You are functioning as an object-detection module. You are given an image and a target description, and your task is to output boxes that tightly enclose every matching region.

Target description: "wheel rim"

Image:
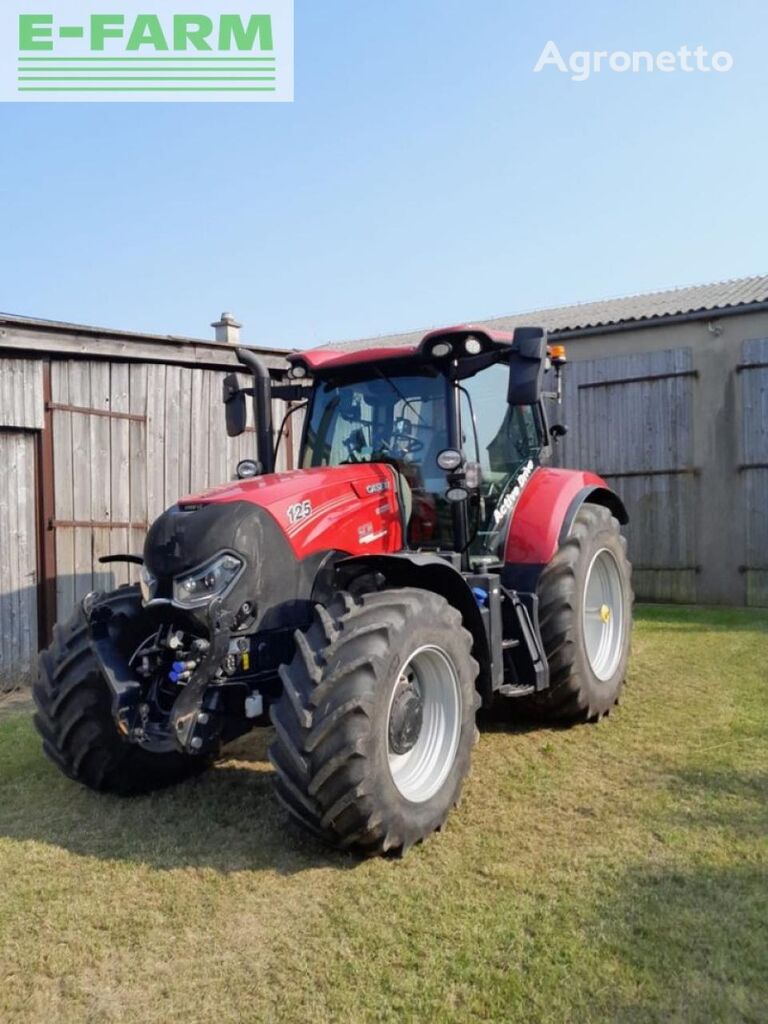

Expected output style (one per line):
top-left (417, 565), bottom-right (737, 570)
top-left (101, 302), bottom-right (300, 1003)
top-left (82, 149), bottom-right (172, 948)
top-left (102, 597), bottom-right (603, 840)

top-left (582, 548), bottom-right (625, 681)
top-left (386, 645), bottom-right (462, 804)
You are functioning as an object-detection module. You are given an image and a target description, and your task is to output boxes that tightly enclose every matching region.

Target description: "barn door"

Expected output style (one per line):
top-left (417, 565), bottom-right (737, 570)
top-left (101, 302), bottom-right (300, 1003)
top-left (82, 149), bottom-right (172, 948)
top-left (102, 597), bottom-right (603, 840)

top-left (49, 360), bottom-right (150, 623)
top-left (0, 430), bottom-right (39, 691)
top-left (47, 360), bottom-right (273, 625)
top-left (555, 348), bottom-right (698, 602)
top-left (739, 340), bottom-right (768, 606)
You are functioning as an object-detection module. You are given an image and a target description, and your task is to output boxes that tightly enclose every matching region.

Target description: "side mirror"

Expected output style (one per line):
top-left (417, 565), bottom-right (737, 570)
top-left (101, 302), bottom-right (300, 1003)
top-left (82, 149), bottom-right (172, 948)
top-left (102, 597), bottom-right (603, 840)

top-left (223, 374), bottom-right (247, 437)
top-left (550, 423), bottom-right (568, 440)
top-left (508, 327), bottom-right (546, 406)
top-left (464, 460), bottom-right (482, 489)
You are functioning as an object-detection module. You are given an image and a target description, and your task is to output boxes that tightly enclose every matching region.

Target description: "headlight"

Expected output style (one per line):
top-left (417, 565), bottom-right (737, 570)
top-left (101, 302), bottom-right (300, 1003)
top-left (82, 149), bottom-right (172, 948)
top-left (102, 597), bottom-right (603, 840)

top-left (140, 566), bottom-right (157, 603)
top-left (173, 553), bottom-right (244, 607)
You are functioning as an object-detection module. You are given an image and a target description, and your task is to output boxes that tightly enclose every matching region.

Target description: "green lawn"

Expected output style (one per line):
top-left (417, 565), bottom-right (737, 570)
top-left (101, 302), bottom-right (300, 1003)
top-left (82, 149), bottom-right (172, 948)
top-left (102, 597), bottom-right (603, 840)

top-left (1, 606), bottom-right (766, 1024)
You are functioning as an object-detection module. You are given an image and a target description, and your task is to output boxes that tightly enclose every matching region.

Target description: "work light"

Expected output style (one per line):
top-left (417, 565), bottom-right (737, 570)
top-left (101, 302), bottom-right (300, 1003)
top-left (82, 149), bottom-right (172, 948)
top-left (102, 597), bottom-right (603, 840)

top-left (430, 341), bottom-right (452, 358)
top-left (436, 449), bottom-right (463, 471)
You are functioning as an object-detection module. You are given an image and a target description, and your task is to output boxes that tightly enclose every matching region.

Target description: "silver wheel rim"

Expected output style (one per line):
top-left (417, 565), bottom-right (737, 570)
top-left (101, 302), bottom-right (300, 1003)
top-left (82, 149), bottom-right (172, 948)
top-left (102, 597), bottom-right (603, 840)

top-left (582, 548), bottom-right (625, 681)
top-left (387, 645), bottom-right (462, 804)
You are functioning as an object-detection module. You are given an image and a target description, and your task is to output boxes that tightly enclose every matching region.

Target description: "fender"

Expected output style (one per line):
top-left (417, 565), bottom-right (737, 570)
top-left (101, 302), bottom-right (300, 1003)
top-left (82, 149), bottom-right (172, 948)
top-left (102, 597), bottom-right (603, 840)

top-left (503, 467), bottom-right (628, 592)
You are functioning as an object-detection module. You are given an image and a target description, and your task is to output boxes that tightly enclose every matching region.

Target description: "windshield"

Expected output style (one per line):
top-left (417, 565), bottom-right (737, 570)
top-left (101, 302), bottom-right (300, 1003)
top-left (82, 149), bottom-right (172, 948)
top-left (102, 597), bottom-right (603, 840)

top-left (301, 362), bottom-right (544, 555)
top-left (302, 371), bottom-right (453, 545)
top-left (302, 372), bottom-right (447, 471)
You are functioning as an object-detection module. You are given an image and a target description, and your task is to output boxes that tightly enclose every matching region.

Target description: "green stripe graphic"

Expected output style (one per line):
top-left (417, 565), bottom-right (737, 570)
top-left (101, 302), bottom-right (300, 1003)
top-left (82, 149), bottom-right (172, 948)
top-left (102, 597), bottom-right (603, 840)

top-left (19, 76), bottom-right (276, 81)
top-left (16, 52), bottom-right (283, 95)
top-left (19, 86), bottom-right (277, 92)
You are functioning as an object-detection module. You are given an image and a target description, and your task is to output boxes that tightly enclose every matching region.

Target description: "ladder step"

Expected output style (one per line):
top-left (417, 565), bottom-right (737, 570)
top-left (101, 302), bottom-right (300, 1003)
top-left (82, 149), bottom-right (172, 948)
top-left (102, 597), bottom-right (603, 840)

top-left (498, 683), bottom-right (536, 699)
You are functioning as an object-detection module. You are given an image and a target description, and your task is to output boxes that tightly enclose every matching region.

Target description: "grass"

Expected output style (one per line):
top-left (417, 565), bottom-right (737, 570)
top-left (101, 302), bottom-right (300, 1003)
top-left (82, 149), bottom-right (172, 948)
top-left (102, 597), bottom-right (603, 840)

top-left (0, 605), bottom-right (766, 1024)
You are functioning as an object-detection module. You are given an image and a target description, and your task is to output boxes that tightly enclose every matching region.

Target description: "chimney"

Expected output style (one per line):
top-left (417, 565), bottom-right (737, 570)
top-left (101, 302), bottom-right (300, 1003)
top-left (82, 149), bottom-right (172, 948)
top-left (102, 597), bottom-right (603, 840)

top-left (211, 311), bottom-right (242, 345)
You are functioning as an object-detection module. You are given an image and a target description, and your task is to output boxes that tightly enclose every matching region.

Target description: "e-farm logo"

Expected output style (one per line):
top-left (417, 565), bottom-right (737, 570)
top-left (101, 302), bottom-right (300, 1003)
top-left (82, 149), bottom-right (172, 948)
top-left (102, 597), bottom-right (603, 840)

top-left (0, 1), bottom-right (293, 101)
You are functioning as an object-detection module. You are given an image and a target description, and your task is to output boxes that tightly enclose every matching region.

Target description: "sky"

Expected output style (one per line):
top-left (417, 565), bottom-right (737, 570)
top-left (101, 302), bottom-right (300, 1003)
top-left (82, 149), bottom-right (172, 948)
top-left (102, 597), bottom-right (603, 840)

top-left (1, 0), bottom-right (767, 350)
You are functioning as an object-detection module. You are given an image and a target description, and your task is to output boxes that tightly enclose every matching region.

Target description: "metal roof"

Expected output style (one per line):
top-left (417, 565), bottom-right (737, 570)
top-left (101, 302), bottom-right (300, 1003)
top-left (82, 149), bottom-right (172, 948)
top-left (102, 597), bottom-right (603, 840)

top-left (0, 311), bottom-right (288, 353)
top-left (322, 274), bottom-right (768, 354)
top-left (0, 311), bottom-right (288, 370)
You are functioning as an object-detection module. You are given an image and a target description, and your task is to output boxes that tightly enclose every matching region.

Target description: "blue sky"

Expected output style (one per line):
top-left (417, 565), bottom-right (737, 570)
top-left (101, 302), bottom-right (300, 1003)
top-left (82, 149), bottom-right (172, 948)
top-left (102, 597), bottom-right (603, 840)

top-left (1, 0), bottom-right (766, 350)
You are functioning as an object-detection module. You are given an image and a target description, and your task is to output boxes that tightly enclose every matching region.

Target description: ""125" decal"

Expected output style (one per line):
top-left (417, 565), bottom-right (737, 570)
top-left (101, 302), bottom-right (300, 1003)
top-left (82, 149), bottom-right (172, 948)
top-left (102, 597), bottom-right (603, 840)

top-left (286, 499), bottom-right (313, 525)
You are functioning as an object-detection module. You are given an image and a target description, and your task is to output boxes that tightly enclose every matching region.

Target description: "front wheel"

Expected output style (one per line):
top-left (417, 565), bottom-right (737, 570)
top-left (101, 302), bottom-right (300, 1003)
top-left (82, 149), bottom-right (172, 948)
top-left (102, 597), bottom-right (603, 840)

top-left (33, 587), bottom-right (213, 794)
top-left (524, 503), bottom-right (633, 723)
top-left (269, 588), bottom-right (479, 855)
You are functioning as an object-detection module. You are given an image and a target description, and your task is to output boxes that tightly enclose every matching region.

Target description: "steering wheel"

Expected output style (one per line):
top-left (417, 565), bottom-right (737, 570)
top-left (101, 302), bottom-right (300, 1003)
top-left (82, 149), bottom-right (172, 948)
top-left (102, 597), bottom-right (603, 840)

top-left (390, 433), bottom-right (424, 455)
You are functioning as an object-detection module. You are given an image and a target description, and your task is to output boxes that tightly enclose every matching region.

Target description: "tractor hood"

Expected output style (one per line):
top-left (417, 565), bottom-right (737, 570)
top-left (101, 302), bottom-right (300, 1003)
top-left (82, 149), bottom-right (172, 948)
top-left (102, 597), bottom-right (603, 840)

top-left (141, 464), bottom-right (405, 631)
top-left (176, 464), bottom-right (405, 559)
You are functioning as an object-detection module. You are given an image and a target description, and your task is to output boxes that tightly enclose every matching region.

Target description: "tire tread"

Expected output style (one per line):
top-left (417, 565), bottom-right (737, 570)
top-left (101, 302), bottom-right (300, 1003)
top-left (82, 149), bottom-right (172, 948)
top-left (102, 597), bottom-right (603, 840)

top-left (269, 587), bottom-right (478, 855)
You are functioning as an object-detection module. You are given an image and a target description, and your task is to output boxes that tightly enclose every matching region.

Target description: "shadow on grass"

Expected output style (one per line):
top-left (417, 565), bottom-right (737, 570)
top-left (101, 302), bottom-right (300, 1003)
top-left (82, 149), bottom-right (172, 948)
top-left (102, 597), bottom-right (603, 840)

top-left (0, 715), bottom-right (358, 875)
top-left (590, 861), bottom-right (767, 1023)
top-left (664, 766), bottom-right (768, 843)
top-left (0, 708), bottom-right (558, 874)
top-left (0, 683), bottom-right (591, 875)
top-left (478, 704), bottom-right (575, 735)
top-left (574, 759), bottom-right (768, 1021)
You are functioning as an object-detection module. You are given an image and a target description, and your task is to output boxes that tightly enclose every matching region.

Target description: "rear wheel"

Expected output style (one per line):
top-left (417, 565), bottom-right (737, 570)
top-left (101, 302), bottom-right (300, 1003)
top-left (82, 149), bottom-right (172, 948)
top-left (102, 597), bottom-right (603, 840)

top-left (33, 587), bottom-right (212, 794)
top-left (525, 503), bottom-right (633, 722)
top-left (269, 588), bottom-right (479, 855)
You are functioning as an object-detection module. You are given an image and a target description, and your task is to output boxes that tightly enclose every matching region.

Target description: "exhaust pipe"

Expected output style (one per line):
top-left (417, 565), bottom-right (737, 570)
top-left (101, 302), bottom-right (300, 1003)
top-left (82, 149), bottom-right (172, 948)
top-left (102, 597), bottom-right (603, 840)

top-left (236, 347), bottom-right (275, 474)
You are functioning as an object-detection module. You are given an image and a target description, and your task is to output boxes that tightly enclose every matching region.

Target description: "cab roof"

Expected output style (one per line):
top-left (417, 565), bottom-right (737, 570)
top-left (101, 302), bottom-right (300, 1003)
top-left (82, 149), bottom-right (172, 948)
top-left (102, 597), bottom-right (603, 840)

top-left (289, 325), bottom-right (517, 373)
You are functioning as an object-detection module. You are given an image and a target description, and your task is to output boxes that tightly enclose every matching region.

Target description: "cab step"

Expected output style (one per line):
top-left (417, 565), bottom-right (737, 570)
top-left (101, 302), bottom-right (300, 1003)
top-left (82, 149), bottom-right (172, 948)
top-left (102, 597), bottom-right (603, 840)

top-left (498, 683), bottom-right (536, 698)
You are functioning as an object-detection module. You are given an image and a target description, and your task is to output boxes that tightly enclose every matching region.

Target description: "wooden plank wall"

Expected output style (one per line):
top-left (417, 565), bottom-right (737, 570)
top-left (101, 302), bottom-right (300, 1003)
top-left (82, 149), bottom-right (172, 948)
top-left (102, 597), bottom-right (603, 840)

top-left (740, 338), bottom-right (768, 607)
top-left (0, 359), bottom-right (44, 430)
top-left (0, 431), bottom-right (38, 691)
top-left (552, 348), bottom-right (698, 603)
top-left (0, 358), bottom-right (43, 690)
top-left (50, 360), bottom-right (293, 621)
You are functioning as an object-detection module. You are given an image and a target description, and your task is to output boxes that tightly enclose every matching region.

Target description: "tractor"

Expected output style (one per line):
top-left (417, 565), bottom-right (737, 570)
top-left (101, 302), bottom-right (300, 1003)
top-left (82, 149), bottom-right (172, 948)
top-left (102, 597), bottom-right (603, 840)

top-left (34, 326), bottom-right (633, 855)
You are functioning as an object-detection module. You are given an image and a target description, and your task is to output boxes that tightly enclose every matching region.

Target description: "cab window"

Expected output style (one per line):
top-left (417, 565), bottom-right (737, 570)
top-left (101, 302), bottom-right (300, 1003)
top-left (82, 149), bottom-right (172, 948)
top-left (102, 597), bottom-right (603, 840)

top-left (460, 360), bottom-right (545, 557)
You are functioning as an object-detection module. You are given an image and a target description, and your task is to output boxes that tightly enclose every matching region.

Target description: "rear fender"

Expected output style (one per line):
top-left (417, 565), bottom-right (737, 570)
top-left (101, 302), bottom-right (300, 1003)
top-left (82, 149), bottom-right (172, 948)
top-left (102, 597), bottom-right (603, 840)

top-left (503, 468), bottom-right (628, 593)
top-left (336, 553), bottom-right (492, 699)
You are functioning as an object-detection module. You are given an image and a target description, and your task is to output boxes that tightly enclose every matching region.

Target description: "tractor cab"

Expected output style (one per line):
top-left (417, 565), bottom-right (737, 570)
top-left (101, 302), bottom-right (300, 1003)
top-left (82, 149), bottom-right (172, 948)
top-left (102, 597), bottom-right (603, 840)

top-left (296, 348), bottom-right (549, 564)
top-left (225, 325), bottom-right (565, 570)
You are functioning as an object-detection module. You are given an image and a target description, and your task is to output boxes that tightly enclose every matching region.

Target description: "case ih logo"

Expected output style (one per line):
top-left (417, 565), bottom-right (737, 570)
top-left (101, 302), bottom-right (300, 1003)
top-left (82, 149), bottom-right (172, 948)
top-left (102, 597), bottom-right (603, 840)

top-left (0, 0), bottom-right (293, 101)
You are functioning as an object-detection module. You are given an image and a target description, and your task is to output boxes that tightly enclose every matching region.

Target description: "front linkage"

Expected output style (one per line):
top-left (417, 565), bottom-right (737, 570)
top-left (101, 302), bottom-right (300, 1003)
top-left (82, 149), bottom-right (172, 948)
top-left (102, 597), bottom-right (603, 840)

top-left (80, 587), bottom-right (257, 761)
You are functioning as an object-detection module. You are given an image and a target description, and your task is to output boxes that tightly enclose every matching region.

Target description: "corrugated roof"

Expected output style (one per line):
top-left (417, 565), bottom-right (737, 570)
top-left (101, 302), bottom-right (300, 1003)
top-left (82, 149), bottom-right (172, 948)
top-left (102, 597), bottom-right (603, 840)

top-left (325, 274), bottom-right (768, 353)
top-left (0, 311), bottom-right (288, 357)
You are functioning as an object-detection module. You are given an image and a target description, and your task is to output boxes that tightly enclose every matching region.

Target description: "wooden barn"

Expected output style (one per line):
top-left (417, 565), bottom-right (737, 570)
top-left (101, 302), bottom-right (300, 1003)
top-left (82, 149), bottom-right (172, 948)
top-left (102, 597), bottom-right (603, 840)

top-left (329, 275), bottom-right (768, 609)
top-left (0, 313), bottom-right (289, 691)
top-left (3, 273), bottom-right (767, 690)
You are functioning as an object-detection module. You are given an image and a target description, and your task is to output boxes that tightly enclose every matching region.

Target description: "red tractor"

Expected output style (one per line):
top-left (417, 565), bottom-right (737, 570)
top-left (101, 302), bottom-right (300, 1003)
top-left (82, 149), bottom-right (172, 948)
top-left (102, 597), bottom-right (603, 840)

top-left (34, 326), bottom-right (633, 855)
